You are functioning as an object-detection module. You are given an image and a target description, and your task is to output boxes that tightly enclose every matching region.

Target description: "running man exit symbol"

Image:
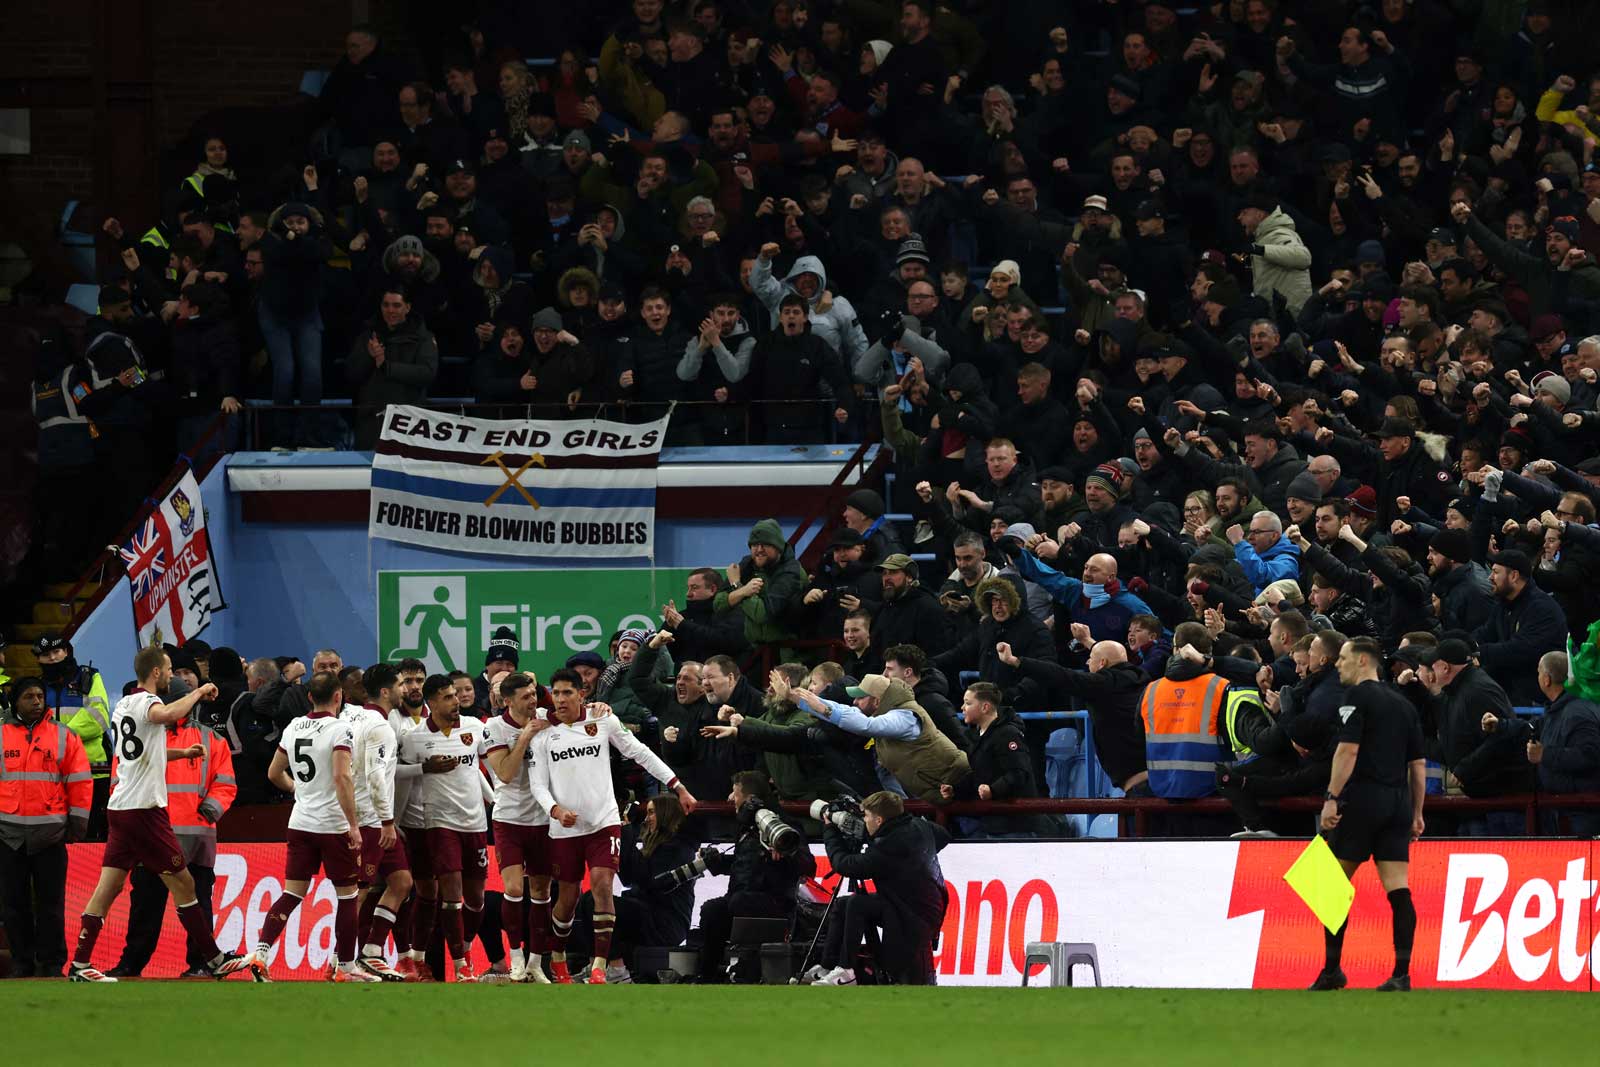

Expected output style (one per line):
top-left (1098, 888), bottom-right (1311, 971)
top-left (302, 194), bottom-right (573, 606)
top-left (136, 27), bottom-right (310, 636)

top-left (480, 450), bottom-right (547, 508)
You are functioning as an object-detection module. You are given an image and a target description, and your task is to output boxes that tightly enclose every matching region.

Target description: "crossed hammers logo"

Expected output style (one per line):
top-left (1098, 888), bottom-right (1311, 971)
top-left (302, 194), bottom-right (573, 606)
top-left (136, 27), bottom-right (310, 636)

top-left (480, 450), bottom-right (547, 508)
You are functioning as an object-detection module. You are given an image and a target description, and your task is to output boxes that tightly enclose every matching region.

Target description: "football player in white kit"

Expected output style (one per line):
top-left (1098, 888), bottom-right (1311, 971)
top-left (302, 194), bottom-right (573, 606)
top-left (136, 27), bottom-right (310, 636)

top-left (398, 674), bottom-right (491, 983)
top-left (482, 672), bottom-right (555, 982)
top-left (389, 657), bottom-right (432, 979)
top-left (343, 661), bottom-right (410, 980)
top-left (70, 646), bottom-right (254, 982)
top-left (530, 667), bottom-right (697, 984)
top-left (247, 671), bottom-right (375, 982)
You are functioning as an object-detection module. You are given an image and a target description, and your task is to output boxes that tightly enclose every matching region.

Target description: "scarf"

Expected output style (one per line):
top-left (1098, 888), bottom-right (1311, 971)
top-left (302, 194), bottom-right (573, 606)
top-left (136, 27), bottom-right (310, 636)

top-left (1082, 576), bottom-right (1121, 610)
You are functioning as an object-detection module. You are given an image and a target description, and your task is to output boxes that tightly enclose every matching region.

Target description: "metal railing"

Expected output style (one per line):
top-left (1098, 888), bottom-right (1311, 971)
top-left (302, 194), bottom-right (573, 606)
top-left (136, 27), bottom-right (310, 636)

top-left (214, 792), bottom-right (1600, 842)
top-left (240, 397), bottom-right (870, 451)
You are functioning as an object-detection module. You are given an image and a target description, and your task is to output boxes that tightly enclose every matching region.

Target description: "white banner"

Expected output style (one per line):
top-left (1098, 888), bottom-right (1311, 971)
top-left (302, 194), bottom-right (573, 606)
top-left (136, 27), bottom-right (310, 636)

top-left (368, 405), bottom-right (669, 558)
top-left (118, 469), bottom-right (225, 646)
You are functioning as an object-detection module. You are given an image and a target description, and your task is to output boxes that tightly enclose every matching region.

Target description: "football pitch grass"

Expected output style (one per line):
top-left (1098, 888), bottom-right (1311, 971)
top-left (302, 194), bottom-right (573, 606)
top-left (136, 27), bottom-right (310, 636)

top-left (7, 983), bottom-right (1593, 1065)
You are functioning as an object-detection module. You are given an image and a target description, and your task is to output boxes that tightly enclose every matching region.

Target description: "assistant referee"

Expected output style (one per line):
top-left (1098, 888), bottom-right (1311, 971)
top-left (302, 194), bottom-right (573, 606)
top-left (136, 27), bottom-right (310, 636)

top-left (1310, 637), bottom-right (1426, 993)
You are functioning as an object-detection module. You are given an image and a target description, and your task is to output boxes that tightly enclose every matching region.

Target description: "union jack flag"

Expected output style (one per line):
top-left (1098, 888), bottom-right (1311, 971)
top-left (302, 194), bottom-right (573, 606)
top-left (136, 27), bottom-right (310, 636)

top-left (119, 517), bottom-right (168, 599)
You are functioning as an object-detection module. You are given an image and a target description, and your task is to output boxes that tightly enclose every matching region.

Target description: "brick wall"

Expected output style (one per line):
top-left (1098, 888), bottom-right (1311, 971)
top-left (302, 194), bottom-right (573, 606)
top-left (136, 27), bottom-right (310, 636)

top-left (0, 0), bottom-right (413, 250)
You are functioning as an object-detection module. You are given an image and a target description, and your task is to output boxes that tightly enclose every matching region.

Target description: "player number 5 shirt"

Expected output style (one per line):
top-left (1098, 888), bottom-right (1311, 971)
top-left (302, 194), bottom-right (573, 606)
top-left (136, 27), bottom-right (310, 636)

top-left (279, 712), bottom-right (356, 834)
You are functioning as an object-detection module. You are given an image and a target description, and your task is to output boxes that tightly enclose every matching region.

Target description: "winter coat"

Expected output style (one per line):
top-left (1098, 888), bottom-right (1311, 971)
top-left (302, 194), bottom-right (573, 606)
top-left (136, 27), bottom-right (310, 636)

top-left (666, 596), bottom-right (749, 667)
top-left (930, 576), bottom-right (1058, 710)
top-left (713, 518), bottom-right (808, 644)
top-left (1474, 583), bottom-right (1569, 706)
top-left (1527, 694), bottom-right (1600, 796)
top-left (913, 669), bottom-right (969, 753)
top-left (749, 254), bottom-right (868, 365)
top-left (1232, 534), bottom-right (1302, 593)
top-left (259, 205), bottom-right (331, 318)
top-left (169, 314), bottom-right (241, 415)
top-left (347, 316), bottom-right (439, 426)
top-left (1246, 208), bottom-right (1312, 315)
top-left (1433, 561), bottom-right (1496, 634)
top-left (868, 583), bottom-right (952, 659)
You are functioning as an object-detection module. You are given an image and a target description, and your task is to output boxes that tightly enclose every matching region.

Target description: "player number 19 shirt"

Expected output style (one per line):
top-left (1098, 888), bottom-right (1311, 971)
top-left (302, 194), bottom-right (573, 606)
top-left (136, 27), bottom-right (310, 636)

top-left (530, 714), bottom-right (678, 839)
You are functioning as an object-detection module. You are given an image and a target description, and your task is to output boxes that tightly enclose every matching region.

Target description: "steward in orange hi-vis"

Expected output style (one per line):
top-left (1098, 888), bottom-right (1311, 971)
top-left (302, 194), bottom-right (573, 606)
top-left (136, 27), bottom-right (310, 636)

top-left (0, 677), bottom-right (92, 976)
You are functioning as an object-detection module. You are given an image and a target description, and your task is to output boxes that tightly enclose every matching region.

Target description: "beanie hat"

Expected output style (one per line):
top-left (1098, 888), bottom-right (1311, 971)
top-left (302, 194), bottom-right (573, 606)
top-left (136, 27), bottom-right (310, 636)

top-left (280, 201), bottom-right (313, 221)
top-left (866, 40), bottom-right (893, 67)
top-left (896, 235), bottom-right (930, 267)
top-left (530, 307), bottom-right (564, 332)
top-left (1085, 462), bottom-right (1124, 497)
top-left (486, 626), bottom-right (520, 667)
top-left (389, 234), bottom-right (425, 258)
top-left (1355, 239), bottom-right (1385, 264)
top-left (991, 260), bottom-right (1022, 287)
top-left (1285, 470), bottom-right (1322, 504)
top-left (1533, 370), bottom-right (1572, 405)
top-left (619, 628), bottom-right (651, 648)
top-left (1429, 527), bottom-right (1472, 565)
top-left (844, 489), bottom-right (885, 519)
top-left (747, 518), bottom-right (787, 550)
top-left (1345, 485), bottom-right (1378, 518)
top-left (1132, 426), bottom-right (1154, 444)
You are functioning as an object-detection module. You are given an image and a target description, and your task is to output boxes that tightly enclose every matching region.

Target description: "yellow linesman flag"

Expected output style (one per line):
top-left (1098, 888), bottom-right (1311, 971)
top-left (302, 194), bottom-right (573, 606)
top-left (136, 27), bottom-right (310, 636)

top-left (1283, 834), bottom-right (1355, 933)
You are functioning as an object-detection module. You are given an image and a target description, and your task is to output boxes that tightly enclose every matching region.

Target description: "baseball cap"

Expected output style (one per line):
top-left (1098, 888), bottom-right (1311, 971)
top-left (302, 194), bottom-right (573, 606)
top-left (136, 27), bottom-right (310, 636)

top-left (1134, 199), bottom-right (1162, 221)
top-left (443, 158), bottom-right (477, 176)
top-left (1000, 522), bottom-right (1038, 544)
top-left (562, 130), bottom-right (592, 152)
top-left (876, 553), bottom-right (917, 573)
top-left (1427, 226), bottom-right (1457, 245)
top-left (1416, 638), bottom-right (1471, 667)
top-left (1531, 314), bottom-right (1566, 341)
top-left (828, 527), bottom-right (866, 549)
top-left (1082, 194), bottom-right (1109, 212)
top-left (845, 674), bottom-right (891, 700)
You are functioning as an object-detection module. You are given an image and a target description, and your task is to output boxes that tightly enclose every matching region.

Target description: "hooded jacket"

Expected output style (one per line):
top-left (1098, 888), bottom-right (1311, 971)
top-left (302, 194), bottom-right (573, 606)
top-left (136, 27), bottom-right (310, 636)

top-left (713, 518), bottom-right (808, 644)
top-left (749, 254), bottom-right (868, 365)
top-left (1247, 208), bottom-right (1312, 315)
top-left (931, 576), bottom-right (1058, 710)
top-left (259, 204), bottom-right (331, 317)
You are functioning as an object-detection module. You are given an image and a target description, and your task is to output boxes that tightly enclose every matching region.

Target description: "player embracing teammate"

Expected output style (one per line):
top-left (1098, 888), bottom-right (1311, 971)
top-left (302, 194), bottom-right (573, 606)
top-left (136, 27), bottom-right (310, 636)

top-left (530, 668), bottom-right (697, 984)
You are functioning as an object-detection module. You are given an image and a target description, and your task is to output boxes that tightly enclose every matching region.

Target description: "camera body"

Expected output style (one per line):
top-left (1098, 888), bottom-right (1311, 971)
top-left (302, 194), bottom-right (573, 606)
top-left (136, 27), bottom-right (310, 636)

top-left (809, 792), bottom-right (867, 840)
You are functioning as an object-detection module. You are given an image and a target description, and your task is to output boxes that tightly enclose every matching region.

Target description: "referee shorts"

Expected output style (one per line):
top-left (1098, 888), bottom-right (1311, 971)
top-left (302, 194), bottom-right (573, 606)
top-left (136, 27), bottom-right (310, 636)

top-left (1329, 785), bottom-right (1412, 864)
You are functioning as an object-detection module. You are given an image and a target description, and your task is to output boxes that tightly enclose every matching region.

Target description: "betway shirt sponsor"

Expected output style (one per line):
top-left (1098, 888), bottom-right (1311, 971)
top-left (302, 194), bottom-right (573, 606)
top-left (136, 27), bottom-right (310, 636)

top-left (398, 715), bottom-right (489, 833)
top-left (482, 711), bottom-right (550, 827)
top-left (280, 712), bottom-right (355, 835)
top-left (342, 704), bottom-right (397, 828)
top-left (530, 713), bottom-right (677, 839)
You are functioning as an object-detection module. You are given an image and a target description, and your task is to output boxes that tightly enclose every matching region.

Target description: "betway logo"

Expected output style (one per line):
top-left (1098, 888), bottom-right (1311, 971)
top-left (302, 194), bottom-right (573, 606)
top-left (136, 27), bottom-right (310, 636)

top-left (551, 744), bottom-right (603, 763)
top-left (1439, 854), bottom-right (1600, 984)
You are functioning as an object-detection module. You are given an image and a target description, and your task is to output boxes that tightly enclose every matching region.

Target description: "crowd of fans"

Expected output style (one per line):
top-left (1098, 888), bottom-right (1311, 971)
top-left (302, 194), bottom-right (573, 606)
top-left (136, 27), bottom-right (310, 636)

top-left (22, 0), bottom-right (1600, 836)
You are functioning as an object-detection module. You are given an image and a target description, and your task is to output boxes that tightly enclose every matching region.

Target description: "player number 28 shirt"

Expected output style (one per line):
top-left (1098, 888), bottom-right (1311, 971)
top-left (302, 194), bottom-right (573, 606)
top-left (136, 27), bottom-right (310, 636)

top-left (279, 712), bottom-right (355, 834)
top-left (108, 690), bottom-right (169, 811)
top-left (530, 714), bottom-right (678, 839)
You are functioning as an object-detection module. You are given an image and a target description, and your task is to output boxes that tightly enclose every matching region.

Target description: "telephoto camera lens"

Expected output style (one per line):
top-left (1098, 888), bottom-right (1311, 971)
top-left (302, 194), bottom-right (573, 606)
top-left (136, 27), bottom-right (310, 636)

top-left (754, 807), bottom-right (803, 856)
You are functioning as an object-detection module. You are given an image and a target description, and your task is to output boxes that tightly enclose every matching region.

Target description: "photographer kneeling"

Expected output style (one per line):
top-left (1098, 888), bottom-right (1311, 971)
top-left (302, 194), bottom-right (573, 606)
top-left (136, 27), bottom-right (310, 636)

top-left (810, 792), bottom-right (950, 986)
top-left (692, 771), bottom-right (815, 983)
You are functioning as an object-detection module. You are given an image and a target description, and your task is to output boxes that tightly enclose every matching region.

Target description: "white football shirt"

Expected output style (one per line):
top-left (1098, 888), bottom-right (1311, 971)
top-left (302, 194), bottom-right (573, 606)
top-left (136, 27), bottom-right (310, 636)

top-left (107, 690), bottom-right (170, 811)
top-left (530, 713), bottom-right (679, 839)
top-left (398, 715), bottom-right (489, 833)
top-left (280, 712), bottom-right (356, 834)
top-left (389, 707), bottom-right (429, 829)
top-left (482, 711), bottom-right (549, 827)
top-left (342, 704), bottom-right (397, 828)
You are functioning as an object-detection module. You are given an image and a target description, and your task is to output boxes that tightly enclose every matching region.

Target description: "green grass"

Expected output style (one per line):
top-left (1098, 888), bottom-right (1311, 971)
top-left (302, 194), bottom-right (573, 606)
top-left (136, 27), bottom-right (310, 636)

top-left (6, 984), bottom-right (1592, 1065)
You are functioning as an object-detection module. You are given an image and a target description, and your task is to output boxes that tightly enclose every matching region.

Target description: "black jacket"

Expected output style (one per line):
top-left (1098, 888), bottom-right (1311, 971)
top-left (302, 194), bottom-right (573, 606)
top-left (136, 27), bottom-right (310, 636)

top-left (667, 597), bottom-right (749, 667)
top-left (169, 314), bottom-right (241, 416)
top-left (867, 583), bottom-right (952, 659)
top-left (1474, 583), bottom-right (1569, 706)
top-left (953, 710), bottom-right (1058, 836)
top-left (709, 800), bottom-right (816, 904)
top-left (1528, 693), bottom-right (1600, 795)
top-left (617, 819), bottom-right (699, 948)
top-left (1434, 665), bottom-right (1524, 797)
top-left (913, 670), bottom-right (969, 753)
top-left (631, 644), bottom-right (755, 802)
top-left (1014, 657), bottom-right (1148, 787)
top-left (823, 812), bottom-right (949, 931)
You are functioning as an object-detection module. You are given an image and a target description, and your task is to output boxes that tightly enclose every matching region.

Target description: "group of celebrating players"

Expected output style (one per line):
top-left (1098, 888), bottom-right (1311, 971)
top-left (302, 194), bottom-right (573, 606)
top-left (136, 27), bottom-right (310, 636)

top-left (68, 646), bottom-right (696, 984)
